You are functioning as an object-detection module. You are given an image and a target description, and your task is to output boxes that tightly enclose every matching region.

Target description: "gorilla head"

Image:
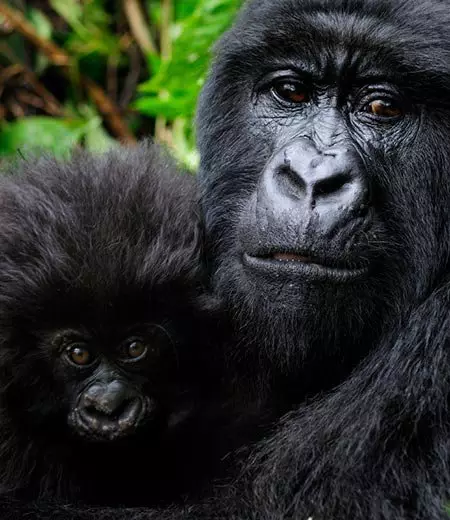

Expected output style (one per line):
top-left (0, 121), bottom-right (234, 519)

top-left (198, 0), bottom-right (450, 379)
top-left (0, 143), bottom-right (217, 503)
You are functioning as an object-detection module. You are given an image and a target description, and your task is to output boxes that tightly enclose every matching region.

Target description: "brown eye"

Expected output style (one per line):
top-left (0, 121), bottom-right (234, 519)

top-left (366, 99), bottom-right (402, 118)
top-left (272, 81), bottom-right (308, 104)
top-left (66, 345), bottom-right (92, 366)
top-left (126, 341), bottom-right (148, 360)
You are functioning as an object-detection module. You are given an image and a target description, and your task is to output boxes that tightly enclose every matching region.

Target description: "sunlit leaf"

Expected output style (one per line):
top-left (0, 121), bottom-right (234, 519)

top-left (136, 0), bottom-right (241, 119)
top-left (0, 118), bottom-right (86, 158)
top-left (78, 104), bottom-right (118, 153)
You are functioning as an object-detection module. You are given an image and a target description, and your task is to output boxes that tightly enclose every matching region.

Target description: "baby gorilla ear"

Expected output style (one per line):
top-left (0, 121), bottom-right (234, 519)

top-left (69, 379), bottom-right (156, 442)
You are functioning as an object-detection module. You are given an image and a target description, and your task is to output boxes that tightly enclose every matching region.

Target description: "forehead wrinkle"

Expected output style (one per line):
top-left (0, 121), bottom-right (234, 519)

top-left (295, 12), bottom-right (413, 73)
top-left (257, 18), bottom-right (441, 90)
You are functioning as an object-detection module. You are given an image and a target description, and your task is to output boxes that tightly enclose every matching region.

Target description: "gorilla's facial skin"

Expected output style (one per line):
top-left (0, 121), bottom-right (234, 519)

top-left (198, 0), bottom-right (450, 371)
top-left (46, 323), bottom-right (178, 443)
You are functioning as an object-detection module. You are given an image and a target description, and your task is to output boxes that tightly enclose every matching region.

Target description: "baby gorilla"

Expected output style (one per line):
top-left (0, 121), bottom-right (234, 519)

top-left (0, 143), bottom-right (218, 506)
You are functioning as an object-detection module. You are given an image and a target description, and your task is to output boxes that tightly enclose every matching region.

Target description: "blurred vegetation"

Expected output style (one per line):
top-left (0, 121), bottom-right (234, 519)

top-left (0, 0), bottom-right (241, 170)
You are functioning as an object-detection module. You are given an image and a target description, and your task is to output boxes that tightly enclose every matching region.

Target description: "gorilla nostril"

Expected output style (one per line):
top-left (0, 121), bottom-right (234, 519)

top-left (310, 156), bottom-right (324, 168)
top-left (277, 164), bottom-right (307, 194)
top-left (313, 172), bottom-right (352, 197)
top-left (118, 398), bottom-right (143, 428)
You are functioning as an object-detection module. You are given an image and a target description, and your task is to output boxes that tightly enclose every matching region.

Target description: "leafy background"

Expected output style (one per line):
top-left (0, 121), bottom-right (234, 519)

top-left (0, 0), bottom-right (242, 170)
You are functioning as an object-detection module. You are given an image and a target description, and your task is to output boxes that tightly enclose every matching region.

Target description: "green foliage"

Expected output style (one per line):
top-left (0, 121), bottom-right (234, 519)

top-left (49, 0), bottom-right (123, 59)
top-left (137, 0), bottom-right (240, 120)
top-left (137, 0), bottom-right (240, 168)
top-left (28, 8), bottom-right (52, 73)
top-left (0, 0), bottom-right (241, 168)
top-left (0, 117), bottom-right (86, 158)
top-left (0, 110), bottom-right (117, 159)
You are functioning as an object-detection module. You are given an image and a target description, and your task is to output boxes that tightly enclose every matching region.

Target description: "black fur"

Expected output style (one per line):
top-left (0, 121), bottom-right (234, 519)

top-left (0, 142), bottom-right (228, 507)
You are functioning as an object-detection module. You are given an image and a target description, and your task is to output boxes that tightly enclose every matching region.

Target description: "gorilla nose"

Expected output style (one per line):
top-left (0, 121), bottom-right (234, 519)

top-left (263, 140), bottom-right (368, 231)
top-left (80, 381), bottom-right (140, 422)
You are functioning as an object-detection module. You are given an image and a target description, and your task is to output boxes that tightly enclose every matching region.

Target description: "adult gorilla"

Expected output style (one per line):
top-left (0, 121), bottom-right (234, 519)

top-left (1, 0), bottom-right (449, 518)
top-left (196, 0), bottom-right (450, 518)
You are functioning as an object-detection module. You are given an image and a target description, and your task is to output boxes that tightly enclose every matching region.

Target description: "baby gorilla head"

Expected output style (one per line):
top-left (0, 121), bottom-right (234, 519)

top-left (0, 142), bottom-right (214, 502)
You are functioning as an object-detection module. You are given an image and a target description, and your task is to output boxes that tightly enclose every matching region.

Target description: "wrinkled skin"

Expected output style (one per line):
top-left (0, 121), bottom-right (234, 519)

top-left (1, 0), bottom-right (450, 518)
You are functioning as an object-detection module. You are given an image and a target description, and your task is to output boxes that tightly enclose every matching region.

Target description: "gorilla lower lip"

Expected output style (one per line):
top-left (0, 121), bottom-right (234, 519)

top-left (243, 253), bottom-right (369, 282)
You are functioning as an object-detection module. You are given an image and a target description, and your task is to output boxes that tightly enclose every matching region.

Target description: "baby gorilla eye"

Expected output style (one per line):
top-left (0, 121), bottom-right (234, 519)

top-left (65, 344), bottom-right (93, 367)
top-left (125, 340), bottom-right (148, 361)
top-left (365, 98), bottom-right (403, 118)
top-left (271, 80), bottom-right (309, 104)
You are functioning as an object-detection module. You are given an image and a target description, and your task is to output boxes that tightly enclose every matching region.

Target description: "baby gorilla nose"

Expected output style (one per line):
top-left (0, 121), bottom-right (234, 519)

top-left (83, 381), bottom-right (131, 417)
top-left (74, 380), bottom-right (147, 441)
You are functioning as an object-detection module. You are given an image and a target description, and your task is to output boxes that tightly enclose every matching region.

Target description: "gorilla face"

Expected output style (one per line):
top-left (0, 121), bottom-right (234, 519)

top-left (198, 0), bottom-right (450, 362)
top-left (46, 321), bottom-right (177, 443)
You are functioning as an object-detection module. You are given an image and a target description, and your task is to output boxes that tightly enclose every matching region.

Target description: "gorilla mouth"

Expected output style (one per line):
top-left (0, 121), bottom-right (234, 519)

top-left (69, 397), bottom-right (156, 443)
top-left (243, 252), bottom-right (369, 282)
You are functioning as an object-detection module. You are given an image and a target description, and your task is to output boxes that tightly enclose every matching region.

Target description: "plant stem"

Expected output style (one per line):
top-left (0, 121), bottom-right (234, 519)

top-left (160, 0), bottom-right (173, 60)
top-left (123, 0), bottom-right (157, 57)
top-left (155, 0), bottom-right (173, 143)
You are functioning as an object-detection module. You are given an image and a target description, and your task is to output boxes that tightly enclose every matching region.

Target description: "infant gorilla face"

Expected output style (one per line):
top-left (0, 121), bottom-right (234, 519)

top-left (50, 323), bottom-right (176, 442)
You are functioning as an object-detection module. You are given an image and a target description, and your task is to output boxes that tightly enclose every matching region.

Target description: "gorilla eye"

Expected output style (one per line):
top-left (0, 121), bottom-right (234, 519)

top-left (271, 80), bottom-right (308, 104)
top-left (124, 340), bottom-right (148, 361)
top-left (65, 344), bottom-right (93, 367)
top-left (365, 99), bottom-right (403, 118)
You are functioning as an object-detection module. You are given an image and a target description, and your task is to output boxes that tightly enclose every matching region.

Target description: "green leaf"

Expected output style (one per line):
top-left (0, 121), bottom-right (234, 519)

top-left (50, 0), bottom-right (122, 59)
top-left (49, 0), bottom-right (83, 29)
top-left (136, 0), bottom-right (241, 119)
top-left (0, 118), bottom-right (87, 158)
top-left (77, 105), bottom-right (118, 153)
top-left (28, 8), bottom-right (52, 40)
top-left (84, 122), bottom-right (118, 153)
